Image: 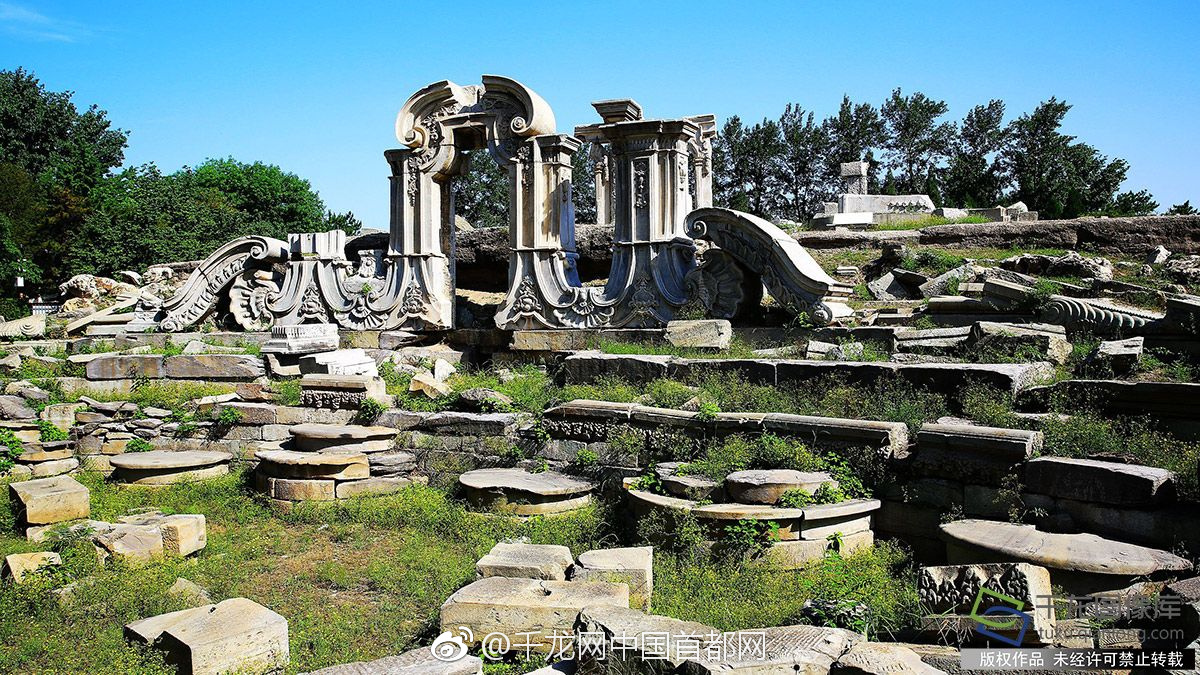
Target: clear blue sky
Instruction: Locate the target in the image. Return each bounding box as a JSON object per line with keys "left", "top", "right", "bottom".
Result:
{"left": 3, "top": 1, "right": 1197, "bottom": 227}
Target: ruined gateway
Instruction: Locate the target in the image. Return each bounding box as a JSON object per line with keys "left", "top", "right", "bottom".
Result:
{"left": 150, "top": 75, "right": 851, "bottom": 334}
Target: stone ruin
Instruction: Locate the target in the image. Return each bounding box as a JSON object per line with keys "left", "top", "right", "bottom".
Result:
{"left": 120, "top": 75, "right": 851, "bottom": 336}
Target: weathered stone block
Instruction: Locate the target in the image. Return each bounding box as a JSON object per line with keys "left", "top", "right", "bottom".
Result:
{"left": 475, "top": 542, "right": 573, "bottom": 581}
{"left": 165, "top": 354, "right": 265, "bottom": 380}
{"left": 918, "top": 562, "right": 1055, "bottom": 645}
{"left": 3, "top": 551, "right": 62, "bottom": 583}
{"left": 257, "top": 474, "right": 337, "bottom": 501}
{"left": 571, "top": 546, "right": 654, "bottom": 611}
{"left": 94, "top": 524, "right": 165, "bottom": 565}
{"left": 664, "top": 320, "right": 732, "bottom": 350}
{"left": 1023, "top": 456, "right": 1176, "bottom": 506}
{"left": 10, "top": 475, "right": 90, "bottom": 525}
{"left": 128, "top": 597, "right": 289, "bottom": 675}
{"left": 441, "top": 577, "right": 628, "bottom": 653}
{"left": 85, "top": 355, "right": 165, "bottom": 380}
{"left": 28, "top": 457, "right": 79, "bottom": 477}
{"left": 334, "top": 476, "right": 416, "bottom": 499}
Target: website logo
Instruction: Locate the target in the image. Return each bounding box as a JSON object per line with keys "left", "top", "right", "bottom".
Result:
{"left": 970, "top": 587, "right": 1032, "bottom": 647}
{"left": 431, "top": 627, "right": 473, "bottom": 662}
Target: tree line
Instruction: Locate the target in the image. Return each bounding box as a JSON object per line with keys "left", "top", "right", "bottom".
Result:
{"left": 713, "top": 90, "right": 1176, "bottom": 222}
{"left": 0, "top": 68, "right": 359, "bottom": 317}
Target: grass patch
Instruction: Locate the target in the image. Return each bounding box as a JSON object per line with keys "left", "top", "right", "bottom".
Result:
{"left": 872, "top": 215, "right": 991, "bottom": 231}
{"left": 590, "top": 336, "right": 761, "bottom": 360}
{"left": 652, "top": 542, "right": 919, "bottom": 638}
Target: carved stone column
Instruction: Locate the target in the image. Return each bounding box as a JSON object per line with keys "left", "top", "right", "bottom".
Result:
{"left": 688, "top": 114, "right": 716, "bottom": 210}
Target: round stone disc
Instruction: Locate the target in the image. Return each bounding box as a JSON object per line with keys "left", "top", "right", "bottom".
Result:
{"left": 109, "top": 450, "right": 229, "bottom": 471}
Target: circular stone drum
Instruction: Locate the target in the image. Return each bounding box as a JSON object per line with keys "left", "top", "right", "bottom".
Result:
{"left": 459, "top": 468, "right": 593, "bottom": 516}
{"left": 109, "top": 450, "right": 231, "bottom": 485}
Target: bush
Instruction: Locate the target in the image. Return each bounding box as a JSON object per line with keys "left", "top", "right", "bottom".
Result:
{"left": 37, "top": 421, "right": 69, "bottom": 443}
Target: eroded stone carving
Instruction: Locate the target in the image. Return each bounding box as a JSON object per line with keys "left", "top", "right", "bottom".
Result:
{"left": 685, "top": 208, "right": 852, "bottom": 325}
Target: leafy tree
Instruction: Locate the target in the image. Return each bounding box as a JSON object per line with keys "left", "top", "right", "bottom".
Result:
{"left": 713, "top": 116, "right": 785, "bottom": 218}
{"left": 879, "top": 89, "right": 955, "bottom": 197}
{"left": 1107, "top": 190, "right": 1158, "bottom": 217}
{"left": 68, "top": 160, "right": 347, "bottom": 275}
{"left": 451, "top": 151, "right": 509, "bottom": 229}
{"left": 943, "top": 100, "right": 1008, "bottom": 208}
{"left": 1002, "top": 98, "right": 1133, "bottom": 219}
{"left": 571, "top": 141, "right": 598, "bottom": 224}
{"left": 822, "top": 96, "right": 886, "bottom": 191}
{"left": 777, "top": 104, "right": 835, "bottom": 221}
{"left": 1167, "top": 200, "right": 1197, "bottom": 215}
{"left": 0, "top": 68, "right": 127, "bottom": 193}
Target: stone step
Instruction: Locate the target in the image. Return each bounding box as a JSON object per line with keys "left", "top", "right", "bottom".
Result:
{"left": 940, "top": 519, "right": 1193, "bottom": 594}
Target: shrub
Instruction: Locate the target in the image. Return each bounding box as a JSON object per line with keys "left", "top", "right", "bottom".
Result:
{"left": 354, "top": 398, "right": 387, "bottom": 424}
{"left": 214, "top": 406, "right": 243, "bottom": 427}
{"left": 37, "top": 421, "right": 69, "bottom": 443}
{"left": 125, "top": 438, "right": 154, "bottom": 453}
{"left": 0, "top": 429, "right": 24, "bottom": 472}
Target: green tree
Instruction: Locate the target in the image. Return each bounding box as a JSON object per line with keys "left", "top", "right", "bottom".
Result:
{"left": 0, "top": 68, "right": 128, "bottom": 193}
{"left": 451, "top": 151, "right": 509, "bottom": 229}
{"left": 822, "top": 96, "right": 886, "bottom": 191}
{"left": 1107, "top": 190, "right": 1158, "bottom": 217}
{"left": 1002, "top": 98, "right": 1133, "bottom": 219}
{"left": 777, "top": 104, "right": 835, "bottom": 221}
{"left": 1167, "top": 200, "right": 1197, "bottom": 215}
{"left": 572, "top": 140, "right": 598, "bottom": 224}
{"left": 713, "top": 116, "right": 784, "bottom": 219}
{"left": 68, "top": 160, "right": 345, "bottom": 275}
{"left": 943, "top": 100, "right": 1009, "bottom": 208}
{"left": 879, "top": 88, "right": 954, "bottom": 197}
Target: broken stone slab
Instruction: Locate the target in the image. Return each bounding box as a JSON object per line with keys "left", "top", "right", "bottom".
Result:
{"left": 571, "top": 546, "right": 654, "bottom": 611}
{"left": 432, "top": 358, "right": 456, "bottom": 383}
{"left": 18, "top": 443, "right": 74, "bottom": 463}
{"left": 2, "top": 551, "right": 62, "bottom": 583}
{"left": 654, "top": 463, "right": 720, "bottom": 500}
{"left": 833, "top": 642, "right": 944, "bottom": 674}
{"left": 919, "top": 264, "right": 980, "bottom": 298}
{"left": 409, "top": 371, "right": 452, "bottom": 398}
{"left": 94, "top": 523, "right": 164, "bottom": 565}
{"left": 441, "top": 577, "right": 628, "bottom": 653}
{"left": 261, "top": 323, "right": 339, "bottom": 355}
{"left": 917, "top": 562, "right": 1055, "bottom": 645}
{"left": 0, "top": 395, "right": 36, "bottom": 420}
{"left": 109, "top": 451, "right": 231, "bottom": 485}
{"left": 126, "top": 597, "right": 289, "bottom": 675}
{"left": 377, "top": 330, "right": 421, "bottom": 350}
{"left": 290, "top": 423, "right": 397, "bottom": 453}
{"left": 256, "top": 449, "right": 369, "bottom": 480}
{"left": 1023, "top": 456, "right": 1176, "bottom": 506}
{"left": 390, "top": 344, "right": 465, "bottom": 366}
{"left": 39, "top": 402, "right": 86, "bottom": 432}
{"left": 867, "top": 272, "right": 922, "bottom": 301}
{"left": 913, "top": 423, "right": 1042, "bottom": 483}
{"left": 302, "top": 646, "right": 483, "bottom": 675}
{"left": 368, "top": 451, "right": 418, "bottom": 476}
{"left": 940, "top": 519, "right": 1193, "bottom": 593}
{"left": 690, "top": 624, "right": 866, "bottom": 675}
{"left": 84, "top": 354, "right": 165, "bottom": 380}
{"left": 967, "top": 321, "right": 1072, "bottom": 364}
{"left": 796, "top": 499, "right": 880, "bottom": 540}
{"left": 459, "top": 468, "right": 594, "bottom": 515}
{"left": 180, "top": 340, "right": 245, "bottom": 355}
{"left": 118, "top": 512, "right": 207, "bottom": 557}
{"left": 475, "top": 541, "right": 574, "bottom": 581}
{"left": 1090, "top": 336, "right": 1144, "bottom": 374}
{"left": 0, "top": 313, "right": 46, "bottom": 338}
{"left": 28, "top": 457, "right": 79, "bottom": 477}
{"left": 299, "top": 349, "right": 379, "bottom": 377}
{"left": 573, "top": 604, "right": 718, "bottom": 671}
{"left": 724, "top": 469, "right": 836, "bottom": 505}
{"left": 165, "top": 354, "right": 265, "bottom": 380}
{"left": 664, "top": 320, "right": 733, "bottom": 350}
{"left": 10, "top": 475, "right": 90, "bottom": 525}
{"left": 763, "top": 531, "right": 875, "bottom": 569}
{"left": 456, "top": 388, "right": 515, "bottom": 412}
{"left": 334, "top": 476, "right": 419, "bottom": 499}
{"left": 418, "top": 411, "right": 519, "bottom": 437}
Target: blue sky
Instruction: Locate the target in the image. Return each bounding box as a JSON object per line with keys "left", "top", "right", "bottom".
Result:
{"left": 3, "top": 1, "right": 1197, "bottom": 226}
